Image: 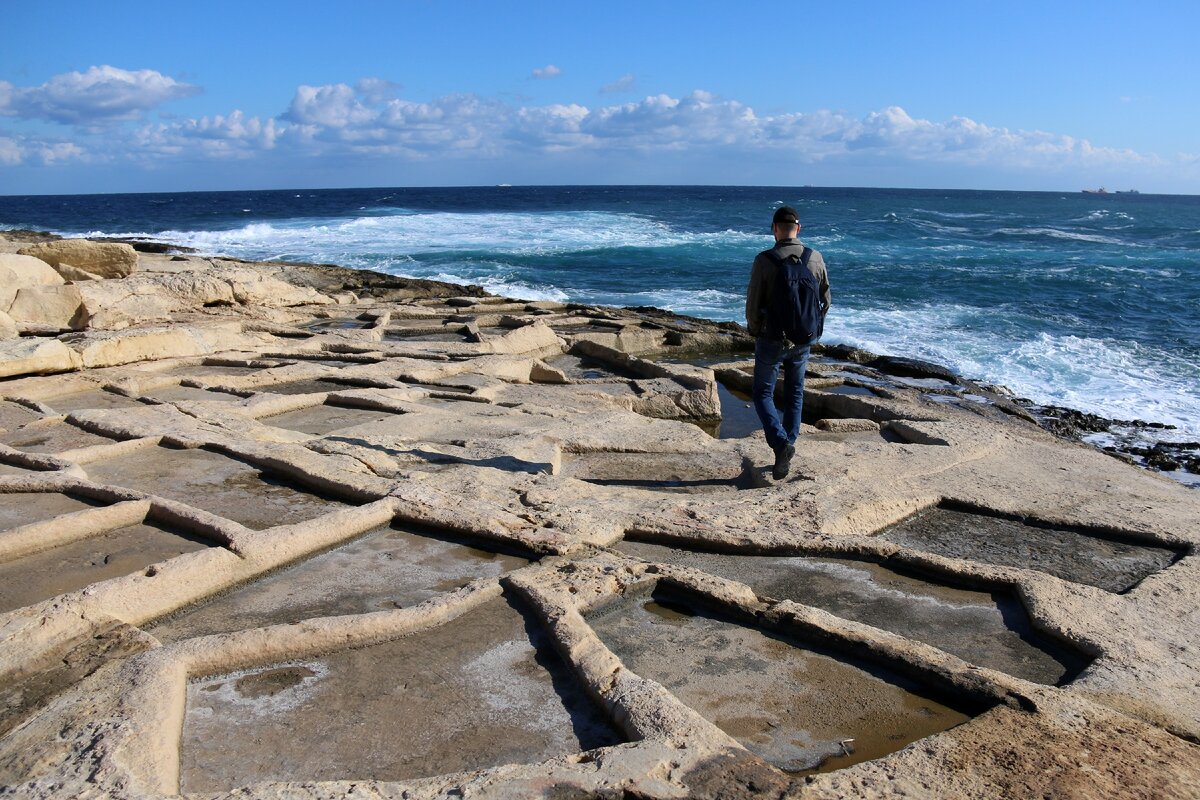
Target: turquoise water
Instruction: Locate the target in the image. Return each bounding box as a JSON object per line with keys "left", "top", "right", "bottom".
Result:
{"left": 2, "top": 186, "right": 1197, "bottom": 438}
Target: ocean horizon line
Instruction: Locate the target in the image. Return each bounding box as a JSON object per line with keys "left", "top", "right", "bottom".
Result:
{"left": 3, "top": 183, "right": 1196, "bottom": 201}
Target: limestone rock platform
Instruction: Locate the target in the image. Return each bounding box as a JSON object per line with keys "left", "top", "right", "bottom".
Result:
{"left": 1, "top": 234, "right": 1198, "bottom": 799}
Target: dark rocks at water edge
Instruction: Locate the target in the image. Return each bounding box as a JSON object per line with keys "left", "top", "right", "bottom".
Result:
{"left": 1021, "top": 403, "right": 1199, "bottom": 476}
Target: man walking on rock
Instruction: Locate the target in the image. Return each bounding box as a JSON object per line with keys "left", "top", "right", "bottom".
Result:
{"left": 745, "top": 206, "right": 831, "bottom": 479}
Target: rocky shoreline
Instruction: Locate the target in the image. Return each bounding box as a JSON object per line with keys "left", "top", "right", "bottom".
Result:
{"left": 1, "top": 230, "right": 1198, "bottom": 798}
{"left": 10, "top": 228, "right": 1196, "bottom": 486}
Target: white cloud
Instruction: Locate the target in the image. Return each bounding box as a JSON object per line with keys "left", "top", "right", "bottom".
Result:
{"left": 0, "top": 136, "right": 22, "bottom": 166}
{"left": 531, "top": 64, "right": 562, "bottom": 79}
{"left": 135, "top": 111, "right": 279, "bottom": 158}
{"left": 283, "top": 83, "right": 374, "bottom": 128}
{"left": 0, "top": 133, "right": 86, "bottom": 166}
{"left": 4, "top": 75, "right": 1190, "bottom": 189}
{"left": 355, "top": 77, "right": 402, "bottom": 104}
{"left": 155, "top": 86, "right": 1179, "bottom": 176}
{"left": 0, "top": 66, "right": 199, "bottom": 125}
{"left": 600, "top": 74, "right": 635, "bottom": 94}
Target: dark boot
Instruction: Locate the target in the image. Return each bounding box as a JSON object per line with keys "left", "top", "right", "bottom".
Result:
{"left": 772, "top": 442, "right": 795, "bottom": 480}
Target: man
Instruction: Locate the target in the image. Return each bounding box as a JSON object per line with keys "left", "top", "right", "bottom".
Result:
{"left": 745, "top": 205, "right": 831, "bottom": 479}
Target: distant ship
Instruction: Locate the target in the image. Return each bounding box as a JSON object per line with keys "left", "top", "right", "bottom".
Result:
{"left": 1114, "top": 189, "right": 1140, "bottom": 194}
{"left": 1082, "top": 187, "right": 1109, "bottom": 194}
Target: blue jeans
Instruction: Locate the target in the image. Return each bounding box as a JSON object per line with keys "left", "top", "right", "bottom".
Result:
{"left": 752, "top": 337, "right": 812, "bottom": 452}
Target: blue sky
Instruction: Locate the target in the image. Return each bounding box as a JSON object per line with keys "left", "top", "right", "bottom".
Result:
{"left": 2, "top": 0, "right": 1197, "bottom": 194}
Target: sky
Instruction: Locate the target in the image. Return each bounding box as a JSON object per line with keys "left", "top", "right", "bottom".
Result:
{"left": 2, "top": 0, "right": 1198, "bottom": 195}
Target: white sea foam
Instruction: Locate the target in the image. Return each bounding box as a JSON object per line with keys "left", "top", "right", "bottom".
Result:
{"left": 828, "top": 304, "right": 1200, "bottom": 437}
{"left": 1080, "top": 209, "right": 1134, "bottom": 222}
{"left": 422, "top": 271, "right": 570, "bottom": 303}
{"left": 912, "top": 208, "right": 1005, "bottom": 220}
{"left": 994, "top": 227, "right": 1131, "bottom": 246}
{"left": 112, "top": 208, "right": 759, "bottom": 263}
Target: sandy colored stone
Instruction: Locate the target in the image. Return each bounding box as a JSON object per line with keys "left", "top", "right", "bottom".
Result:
{"left": 67, "top": 327, "right": 213, "bottom": 369}
{"left": 76, "top": 271, "right": 237, "bottom": 329}
{"left": 210, "top": 262, "right": 333, "bottom": 308}
{"left": 0, "top": 338, "right": 82, "bottom": 378}
{"left": 0, "top": 253, "right": 65, "bottom": 311}
{"left": 816, "top": 417, "right": 881, "bottom": 433}
{"left": 18, "top": 240, "right": 138, "bottom": 280}
{"left": 6, "top": 285, "right": 88, "bottom": 330}
{"left": 0, "top": 310, "right": 16, "bottom": 339}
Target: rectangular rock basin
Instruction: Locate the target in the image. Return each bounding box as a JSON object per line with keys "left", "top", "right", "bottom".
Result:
{"left": 261, "top": 404, "right": 397, "bottom": 436}
{"left": 542, "top": 354, "right": 642, "bottom": 381}
{"left": 0, "top": 491, "right": 104, "bottom": 533}
{"left": 180, "top": 594, "right": 621, "bottom": 791}
{"left": 587, "top": 586, "right": 972, "bottom": 774}
{"left": 142, "top": 385, "right": 244, "bottom": 404}
{"left": 563, "top": 451, "right": 749, "bottom": 494}
{"left": 150, "top": 522, "right": 530, "bottom": 641}
{"left": 0, "top": 401, "right": 40, "bottom": 432}
{"left": 253, "top": 378, "right": 355, "bottom": 396}
{"left": 0, "top": 520, "right": 211, "bottom": 613}
{"left": 877, "top": 505, "right": 1182, "bottom": 593}
{"left": 616, "top": 540, "right": 1087, "bottom": 685}
{"left": 85, "top": 447, "right": 354, "bottom": 530}
{"left": 45, "top": 389, "right": 144, "bottom": 415}
{"left": 163, "top": 364, "right": 267, "bottom": 380}
{"left": 0, "top": 420, "right": 114, "bottom": 453}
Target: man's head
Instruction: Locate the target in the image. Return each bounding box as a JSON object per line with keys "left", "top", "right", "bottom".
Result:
{"left": 772, "top": 206, "right": 800, "bottom": 242}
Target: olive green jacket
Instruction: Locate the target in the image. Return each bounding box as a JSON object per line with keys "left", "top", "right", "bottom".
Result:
{"left": 745, "top": 238, "right": 831, "bottom": 337}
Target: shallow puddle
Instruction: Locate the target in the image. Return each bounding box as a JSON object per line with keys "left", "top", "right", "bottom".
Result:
{"left": 709, "top": 381, "right": 761, "bottom": 439}
{"left": 615, "top": 540, "right": 1087, "bottom": 684}
{"left": 0, "top": 521, "right": 211, "bottom": 613}
{"left": 85, "top": 447, "right": 354, "bottom": 529}
{"left": 306, "top": 318, "right": 371, "bottom": 331}
{"left": 543, "top": 354, "right": 640, "bottom": 381}
{"left": 150, "top": 522, "right": 530, "bottom": 641}
{"left": 142, "top": 385, "right": 243, "bottom": 404}
{"left": 180, "top": 594, "right": 620, "bottom": 791}
{"left": 384, "top": 329, "right": 468, "bottom": 343}
{"left": 0, "top": 492, "right": 103, "bottom": 533}
{"left": 252, "top": 378, "right": 349, "bottom": 396}
{"left": 395, "top": 378, "right": 473, "bottom": 395}
{"left": 822, "top": 384, "right": 878, "bottom": 397}
{"left": 261, "top": 404, "right": 397, "bottom": 436}
{"left": 588, "top": 588, "right": 971, "bottom": 773}
{"left": 878, "top": 506, "right": 1181, "bottom": 592}
{"left": 0, "top": 421, "right": 114, "bottom": 453}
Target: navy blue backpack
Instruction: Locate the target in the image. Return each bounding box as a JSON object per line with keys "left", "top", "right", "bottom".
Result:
{"left": 765, "top": 246, "right": 823, "bottom": 346}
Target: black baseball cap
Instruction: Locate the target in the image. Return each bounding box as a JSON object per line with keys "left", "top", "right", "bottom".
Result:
{"left": 772, "top": 206, "right": 799, "bottom": 225}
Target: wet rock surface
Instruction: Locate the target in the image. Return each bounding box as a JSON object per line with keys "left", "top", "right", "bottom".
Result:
{"left": 1, "top": 233, "right": 1199, "bottom": 799}
{"left": 0, "top": 520, "right": 210, "bottom": 614}
{"left": 181, "top": 594, "right": 621, "bottom": 792}
{"left": 150, "top": 522, "right": 529, "bottom": 642}
{"left": 877, "top": 505, "right": 1182, "bottom": 593}
{"left": 615, "top": 539, "right": 1088, "bottom": 684}
{"left": 84, "top": 446, "right": 356, "bottom": 530}
{"left": 587, "top": 586, "right": 972, "bottom": 773}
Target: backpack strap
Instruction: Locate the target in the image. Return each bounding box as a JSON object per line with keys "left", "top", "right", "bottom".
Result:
{"left": 767, "top": 246, "right": 812, "bottom": 269}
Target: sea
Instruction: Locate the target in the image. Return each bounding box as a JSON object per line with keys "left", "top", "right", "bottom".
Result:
{"left": 2, "top": 185, "right": 1198, "bottom": 447}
